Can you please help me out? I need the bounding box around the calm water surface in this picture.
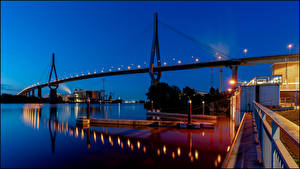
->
[1,103,235,168]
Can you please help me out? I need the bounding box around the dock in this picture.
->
[146,111,217,121]
[77,116,216,129]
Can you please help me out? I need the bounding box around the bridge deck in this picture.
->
[17,53,299,96]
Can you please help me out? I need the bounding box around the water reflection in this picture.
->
[18,103,234,168]
[22,104,42,129]
[49,105,58,153]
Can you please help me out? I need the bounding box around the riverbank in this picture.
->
[0,94,143,104]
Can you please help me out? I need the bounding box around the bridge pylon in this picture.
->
[149,12,162,85]
[48,53,59,103]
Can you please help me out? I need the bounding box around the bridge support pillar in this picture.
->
[38,87,42,98]
[32,89,35,97]
[149,12,162,85]
[48,53,59,103]
[231,65,238,86]
[49,88,58,103]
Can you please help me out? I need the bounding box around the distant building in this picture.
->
[99,90,105,101]
[74,89,86,102]
[246,75,282,86]
[61,94,70,102]
[271,60,299,106]
[72,89,106,103]
[195,90,208,96]
[86,90,105,102]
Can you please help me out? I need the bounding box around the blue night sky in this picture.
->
[1,1,299,100]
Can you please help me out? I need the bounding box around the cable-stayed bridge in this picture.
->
[17,12,299,102]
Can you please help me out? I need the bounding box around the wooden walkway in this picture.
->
[223,113,264,168]
[233,113,263,168]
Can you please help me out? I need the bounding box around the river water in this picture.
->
[1,103,235,168]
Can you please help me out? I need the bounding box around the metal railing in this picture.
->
[253,101,299,168]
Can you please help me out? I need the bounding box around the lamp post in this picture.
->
[243,49,248,57]
[218,56,223,92]
[202,101,205,115]
[188,99,192,125]
[287,44,293,54]
[151,100,154,112]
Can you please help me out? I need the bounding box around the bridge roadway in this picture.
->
[18,53,299,96]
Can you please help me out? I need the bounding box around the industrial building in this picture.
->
[230,75,280,127]
[271,60,299,107]
[71,89,105,103]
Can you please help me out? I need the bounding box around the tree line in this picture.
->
[145,82,231,115]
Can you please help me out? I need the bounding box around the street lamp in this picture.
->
[243,49,248,57]
[202,101,205,115]
[287,44,293,54]
[228,88,232,92]
[229,79,235,85]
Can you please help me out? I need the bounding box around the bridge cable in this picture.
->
[37,57,51,85]
[158,20,231,60]
[95,23,153,73]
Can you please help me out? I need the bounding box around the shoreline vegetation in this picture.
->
[144,82,231,116]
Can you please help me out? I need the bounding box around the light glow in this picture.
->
[229,80,235,85]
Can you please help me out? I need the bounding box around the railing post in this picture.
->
[260,110,265,162]
[272,121,280,168]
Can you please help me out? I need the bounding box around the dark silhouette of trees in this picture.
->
[146,82,184,111]
[145,82,230,115]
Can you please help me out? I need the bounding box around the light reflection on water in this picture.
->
[1,103,235,168]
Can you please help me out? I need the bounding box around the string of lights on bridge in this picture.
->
[26,54,222,88]
[22,43,295,93]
